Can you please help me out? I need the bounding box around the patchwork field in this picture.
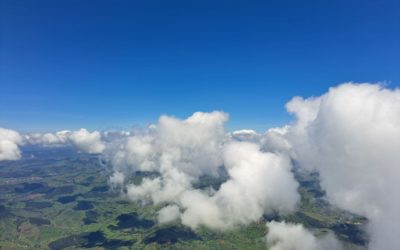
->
[0,147,367,249]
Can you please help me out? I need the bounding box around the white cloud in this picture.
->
[26,130,71,146]
[231,129,260,141]
[110,111,300,230]
[0,128,23,161]
[102,130,131,142]
[285,83,400,250]
[69,128,105,154]
[266,221,342,250]
[27,129,105,154]
[179,142,299,230]
[113,111,229,204]
[141,111,228,178]
[157,204,181,224]
[260,125,292,154]
[109,171,125,188]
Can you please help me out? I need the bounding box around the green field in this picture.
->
[0,147,367,249]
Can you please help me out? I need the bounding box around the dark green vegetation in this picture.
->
[143,227,201,244]
[73,201,94,211]
[0,147,367,249]
[109,213,155,230]
[48,231,135,250]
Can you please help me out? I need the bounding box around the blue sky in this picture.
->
[1,0,399,132]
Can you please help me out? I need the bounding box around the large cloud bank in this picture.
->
[285,83,400,250]
[110,111,300,230]
[0,128,23,160]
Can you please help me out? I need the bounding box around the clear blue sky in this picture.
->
[1,0,399,132]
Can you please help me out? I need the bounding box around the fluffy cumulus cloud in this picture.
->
[25,130,71,146]
[0,128,24,161]
[230,129,260,141]
[179,142,299,230]
[109,171,125,188]
[69,129,105,154]
[266,221,341,250]
[260,126,292,154]
[112,111,228,176]
[119,111,229,204]
[110,111,300,230]
[157,204,181,224]
[1,127,106,159]
[285,83,400,250]
[26,129,105,154]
